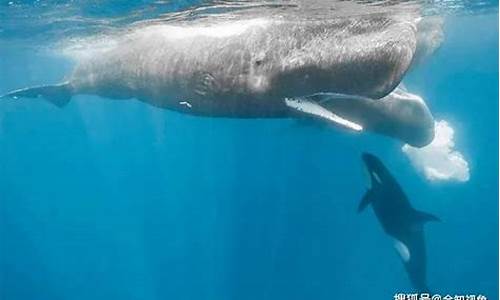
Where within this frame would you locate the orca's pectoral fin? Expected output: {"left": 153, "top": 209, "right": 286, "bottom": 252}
{"left": 284, "top": 97, "right": 363, "bottom": 131}
{"left": 1, "top": 82, "right": 72, "bottom": 107}
{"left": 414, "top": 209, "right": 441, "bottom": 223}
{"left": 358, "top": 189, "right": 373, "bottom": 213}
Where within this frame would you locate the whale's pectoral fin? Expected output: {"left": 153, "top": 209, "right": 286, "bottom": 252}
{"left": 284, "top": 97, "right": 363, "bottom": 131}
{"left": 1, "top": 82, "right": 72, "bottom": 107}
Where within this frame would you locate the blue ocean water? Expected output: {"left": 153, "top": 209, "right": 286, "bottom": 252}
{"left": 0, "top": 2, "right": 498, "bottom": 300}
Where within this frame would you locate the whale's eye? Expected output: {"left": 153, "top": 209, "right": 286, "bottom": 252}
{"left": 255, "top": 59, "right": 263, "bottom": 66}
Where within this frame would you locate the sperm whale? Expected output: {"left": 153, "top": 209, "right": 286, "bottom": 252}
{"left": 2, "top": 15, "right": 434, "bottom": 146}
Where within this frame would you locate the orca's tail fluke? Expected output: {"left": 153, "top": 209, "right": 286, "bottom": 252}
{"left": 1, "top": 82, "right": 72, "bottom": 107}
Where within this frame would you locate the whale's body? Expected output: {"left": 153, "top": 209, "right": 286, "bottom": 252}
{"left": 71, "top": 17, "right": 416, "bottom": 115}
{"left": 2, "top": 15, "right": 436, "bottom": 146}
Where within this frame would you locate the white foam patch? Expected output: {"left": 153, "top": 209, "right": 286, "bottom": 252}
{"left": 402, "top": 120, "right": 470, "bottom": 182}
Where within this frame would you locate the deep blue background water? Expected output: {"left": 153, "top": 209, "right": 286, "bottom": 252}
{"left": 0, "top": 5, "right": 498, "bottom": 300}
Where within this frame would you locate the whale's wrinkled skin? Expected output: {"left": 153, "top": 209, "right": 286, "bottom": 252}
{"left": 2, "top": 15, "right": 437, "bottom": 146}
{"left": 70, "top": 16, "right": 417, "bottom": 115}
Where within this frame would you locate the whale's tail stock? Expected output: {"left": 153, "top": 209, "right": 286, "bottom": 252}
{"left": 1, "top": 82, "right": 72, "bottom": 107}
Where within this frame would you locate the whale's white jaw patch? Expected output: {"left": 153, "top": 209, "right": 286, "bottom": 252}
{"left": 284, "top": 97, "right": 363, "bottom": 131}
{"left": 393, "top": 239, "right": 411, "bottom": 263}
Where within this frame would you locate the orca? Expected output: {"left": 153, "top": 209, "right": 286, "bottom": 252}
{"left": 359, "top": 152, "right": 440, "bottom": 292}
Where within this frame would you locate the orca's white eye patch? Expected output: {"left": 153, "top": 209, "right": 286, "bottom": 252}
{"left": 362, "top": 163, "right": 371, "bottom": 189}
{"left": 372, "top": 172, "right": 382, "bottom": 184}
{"left": 393, "top": 239, "right": 411, "bottom": 262}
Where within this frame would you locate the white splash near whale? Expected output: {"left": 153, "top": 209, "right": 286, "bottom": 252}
{"left": 402, "top": 120, "right": 470, "bottom": 182}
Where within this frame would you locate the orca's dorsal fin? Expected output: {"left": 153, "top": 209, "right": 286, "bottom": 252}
{"left": 413, "top": 209, "right": 441, "bottom": 224}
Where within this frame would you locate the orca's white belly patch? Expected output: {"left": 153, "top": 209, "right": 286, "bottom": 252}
{"left": 393, "top": 239, "right": 411, "bottom": 262}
